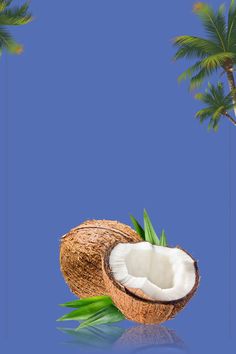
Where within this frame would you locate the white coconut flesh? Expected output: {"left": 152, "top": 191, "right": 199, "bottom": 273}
{"left": 109, "top": 242, "right": 196, "bottom": 302}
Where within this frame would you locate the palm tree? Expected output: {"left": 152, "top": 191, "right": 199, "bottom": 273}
{"left": 0, "top": 0, "right": 32, "bottom": 56}
{"left": 173, "top": 1, "right": 236, "bottom": 127}
{"left": 195, "top": 82, "right": 236, "bottom": 129}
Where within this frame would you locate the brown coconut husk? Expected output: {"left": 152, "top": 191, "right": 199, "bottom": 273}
{"left": 60, "top": 219, "right": 142, "bottom": 298}
{"left": 102, "top": 242, "right": 200, "bottom": 324}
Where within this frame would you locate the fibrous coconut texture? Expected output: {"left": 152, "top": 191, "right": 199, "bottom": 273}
{"left": 60, "top": 219, "right": 199, "bottom": 324}
{"left": 60, "top": 220, "right": 142, "bottom": 298}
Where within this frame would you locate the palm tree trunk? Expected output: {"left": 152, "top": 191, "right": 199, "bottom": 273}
{"left": 224, "top": 112, "right": 236, "bottom": 126}
{"left": 226, "top": 68, "right": 236, "bottom": 117}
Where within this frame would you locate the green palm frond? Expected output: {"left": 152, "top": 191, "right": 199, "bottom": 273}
{"left": 173, "top": 35, "right": 219, "bottom": 60}
{"left": 193, "top": 2, "right": 227, "bottom": 50}
{"left": 173, "top": 2, "right": 236, "bottom": 91}
{"left": 195, "top": 82, "right": 235, "bottom": 130}
{"left": 0, "top": 26, "right": 22, "bottom": 54}
{"left": 201, "top": 52, "right": 235, "bottom": 69}
{"left": 178, "top": 61, "right": 202, "bottom": 83}
{"left": 189, "top": 65, "right": 216, "bottom": 90}
{"left": 178, "top": 52, "right": 236, "bottom": 89}
{"left": 212, "top": 105, "right": 225, "bottom": 119}
{"left": 0, "top": 1, "right": 32, "bottom": 25}
{"left": 0, "top": 1, "right": 12, "bottom": 13}
{"left": 227, "top": 0, "right": 236, "bottom": 50}
{"left": 0, "top": 1, "right": 32, "bottom": 56}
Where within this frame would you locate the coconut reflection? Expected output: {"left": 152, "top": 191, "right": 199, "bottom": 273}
{"left": 115, "top": 324, "right": 187, "bottom": 353}
{"left": 58, "top": 323, "right": 187, "bottom": 352}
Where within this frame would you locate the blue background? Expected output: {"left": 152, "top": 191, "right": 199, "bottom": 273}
{"left": 0, "top": 0, "right": 236, "bottom": 353}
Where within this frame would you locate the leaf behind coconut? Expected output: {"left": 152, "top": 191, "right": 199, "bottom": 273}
{"left": 60, "top": 296, "right": 112, "bottom": 308}
{"left": 160, "top": 229, "right": 168, "bottom": 246}
{"left": 77, "top": 305, "right": 125, "bottom": 329}
{"left": 143, "top": 209, "right": 160, "bottom": 245}
{"left": 130, "top": 214, "right": 145, "bottom": 240}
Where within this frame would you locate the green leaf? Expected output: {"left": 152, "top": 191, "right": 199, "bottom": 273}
{"left": 130, "top": 215, "right": 145, "bottom": 240}
{"left": 77, "top": 305, "right": 125, "bottom": 329}
{"left": 0, "top": 27, "right": 22, "bottom": 54}
{"left": 60, "top": 296, "right": 112, "bottom": 308}
{"left": 193, "top": 2, "right": 227, "bottom": 51}
{"left": 173, "top": 35, "right": 217, "bottom": 61}
{"left": 159, "top": 229, "right": 168, "bottom": 246}
{"left": 0, "top": 1, "right": 12, "bottom": 13}
{"left": 57, "top": 301, "right": 113, "bottom": 322}
{"left": 143, "top": 209, "right": 159, "bottom": 245}
{"left": 177, "top": 61, "right": 202, "bottom": 83}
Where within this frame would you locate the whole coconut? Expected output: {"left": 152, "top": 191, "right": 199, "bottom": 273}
{"left": 60, "top": 219, "right": 142, "bottom": 298}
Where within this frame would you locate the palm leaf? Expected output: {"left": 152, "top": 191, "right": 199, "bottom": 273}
{"left": 201, "top": 52, "right": 235, "bottom": 69}
{"left": 0, "top": 1, "right": 11, "bottom": 13}
{"left": 159, "top": 230, "right": 167, "bottom": 246}
{"left": 178, "top": 61, "right": 202, "bottom": 83}
{"left": 0, "top": 27, "right": 22, "bottom": 53}
{"left": 60, "top": 296, "right": 112, "bottom": 308}
{"left": 57, "top": 301, "right": 113, "bottom": 322}
{"left": 77, "top": 305, "right": 125, "bottom": 329}
{"left": 130, "top": 215, "right": 145, "bottom": 240}
{"left": 143, "top": 209, "right": 159, "bottom": 245}
{"left": 195, "top": 107, "right": 214, "bottom": 122}
{"left": 173, "top": 35, "right": 219, "bottom": 60}
{"left": 227, "top": 0, "right": 236, "bottom": 50}
{"left": 195, "top": 92, "right": 205, "bottom": 100}
{"left": 0, "top": 2, "right": 32, "bottom": 25}
{"left": 189, "top": 66, "right": 214, "bottom": 90}
{"left": 212, "top": 105, "right": 225, "bottom": 119}
{"left": 193, "top": 2, "right": 227, "bottom": 50}
{"left": 194, "top": 81, "right": 235, "bottom": 129}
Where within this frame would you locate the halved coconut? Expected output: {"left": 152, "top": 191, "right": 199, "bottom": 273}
{"left": 102, "top": 242, "right": 199, "bottom": 324}
{"left": 60, "top": 219, "right": 142, "bottom": 298}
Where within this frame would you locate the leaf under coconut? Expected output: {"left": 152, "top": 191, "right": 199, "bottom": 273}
{"left": 60, "top": 296, "right": 112, "bottom": 308}
{"left": 76, "top": 305, "right": 125, "bottom": 329}
{"left": 57, "top": 300, "right": 113, "bottom": 322}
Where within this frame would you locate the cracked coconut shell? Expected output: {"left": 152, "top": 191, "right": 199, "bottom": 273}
{"left": 102, "top": 242, "right": 200, "bottom": 324}
{"left": 60, "top": 219, "right": 142, "bottom": 298}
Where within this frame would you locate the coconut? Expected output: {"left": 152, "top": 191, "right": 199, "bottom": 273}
{"left": 102, "top": 241, "right": 199, "bottom": 324}
{"left": 60, "top": 219, "right": 142, "bottom": 298}
{"left": 60, "top": 219, "right": 199, "bottom": 325}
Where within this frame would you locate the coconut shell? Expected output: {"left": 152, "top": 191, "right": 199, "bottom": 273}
{"left": 60, "top": 219, "right": 142, "bottom": 298}
{"left": 102, "top": 242, "right": 200, "bottom": 324}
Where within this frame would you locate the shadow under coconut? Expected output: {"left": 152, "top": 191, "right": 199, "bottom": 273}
{"left": 58, "top": 323, "right": 187, "bottom": 353}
